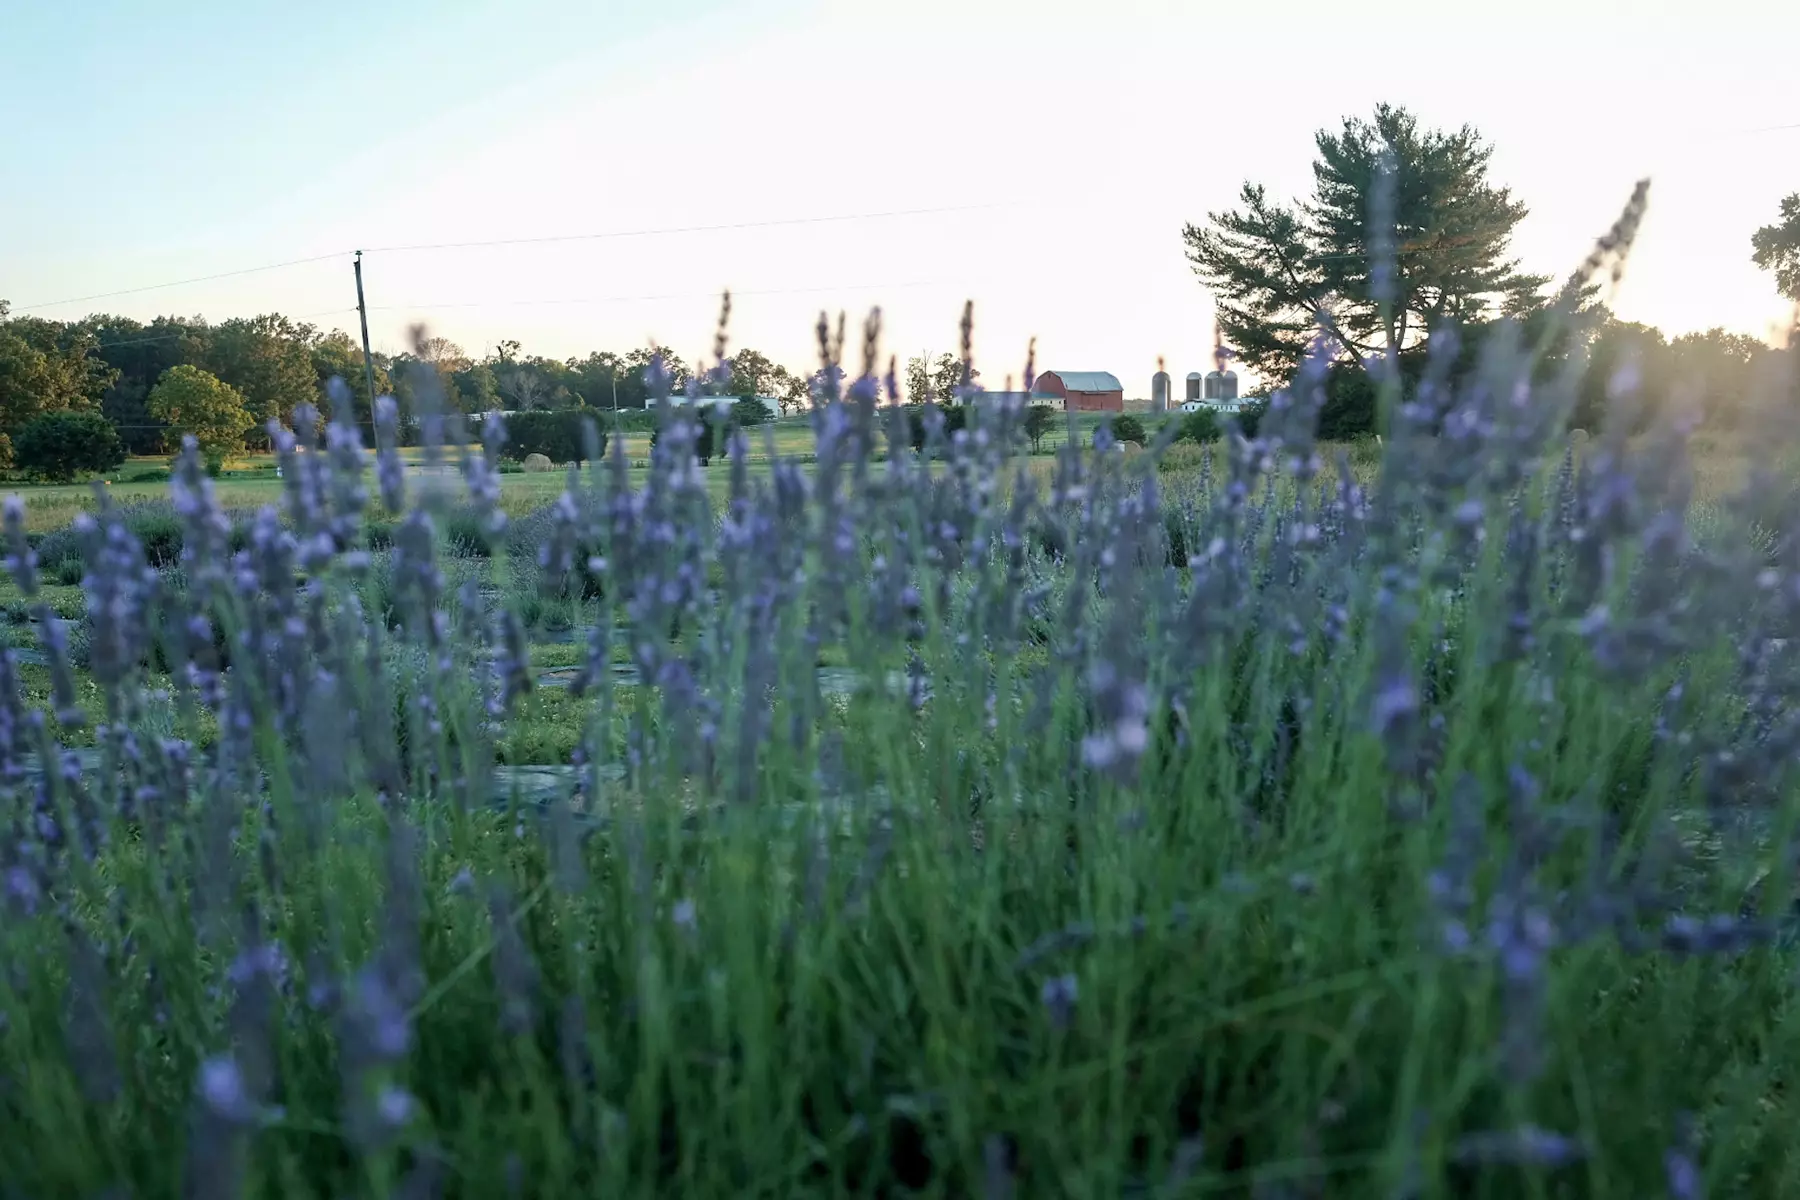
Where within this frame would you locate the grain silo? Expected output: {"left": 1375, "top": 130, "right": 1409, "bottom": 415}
{"left": 1151, "top": 370, "right": 1171, "bottom": 412}
{"left": 1185, "top": 372, "right": 1203, "bottom": 402}
{"left": 1205, "top": 370, "right": 1239, "bottom": 402}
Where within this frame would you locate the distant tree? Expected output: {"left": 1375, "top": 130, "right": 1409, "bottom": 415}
{"left": 726, "top": 349, "right": 782, "bottom": 399}
{"left": 650, "top": 410, "right": 725, "bottom": 465}
{"left": 310, "top": 330, "right": 391, "bottom": 426}
{"left": 14, "top": 410, "right": 127, "bottom": 481}
{"left": 1316, "top": 364, "right": 1380, "bottom": 440}
{"left": 1667, "top": 327, "right": 1771, "bottom": 428}
{"left": 928, "top": 352, "right": 978, "bottom": 403}
{"left": 567, "top": 351, "right": 627, "bottom": 411}
{"left": 905, "top": 403, "right": 967, "bottom": 452}
{"left": 203, "top": 314, "right": 319, "bottom": 442}
{"left": 773, "top": 366, "right": 808, "bottom": 415}
{"left": 498, "top": 364, "right": 550, "bottom": 411}
{"left": 1571, "top": 319, "right": 1669, "bottom": 434}
{"left": 624, "top": 346, "right": 691, "bottom": 406}
{"left": 148, "top": 365, "right": 254, "bottom": 463}
{"left": 809, "top": 364, "right": 847, "bottom": 403}
{"left": 1023, "top": 404, "right": 1058, "bottom": 452}
{"left": 730, "top": 395, "right": 773, "bottom": 427}
{"left": 451, "top": 363, "right": 501, "bottom": 414}
{"left": 1752, "top": 192, "right": 1800, "bottom": 301}
{"left": 86, "top": 313, "right": 209, "bottom": 455}
{"left": 502, "top": 410, "right": 606, "bottom": 465}
{"left": 1176, "top": 408, "right": 1221, "bottom": 444}
{"left": 904, "top": 355, "right": 933, "bottom": 405}
{"left": 1182, "top": 103, "right": 1546, "bottom": 382}
{"left": 0, "top": 314, "right": 114, "bottom": 464}
{"left": 1112, "top": 415, "right": 1148, "bottom": 446}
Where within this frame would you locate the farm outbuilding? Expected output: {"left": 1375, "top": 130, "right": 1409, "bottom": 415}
{"left": 1035, "top": 370, "right": 1124, "bottom": 413}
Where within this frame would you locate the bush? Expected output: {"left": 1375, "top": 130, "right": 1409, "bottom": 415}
{"left": 1112, "top": 415, "right": 1148, "bottom": 446}
{"left": 1317, "top": 365, "right": 1379, "bottom": 440}
{"left": 1232, "top": 398, "right": 1269, "bottom": 438}
{"left": 650, "top": 410, "right": 727, "bottom": 465}
{"left": 12, "top": 411, "right": 127, "bottom": 482}
{"left": 1175, "top": 408, "right": 1221, "bottom": 444}
{"left": 501, "top": 409, "right": 608, "bottom": 465}
{"left": 905, "top": 403, "right": 967, "bottom": 452}
{"left": 730, "top": 396, "right": 774, "bottom": 427}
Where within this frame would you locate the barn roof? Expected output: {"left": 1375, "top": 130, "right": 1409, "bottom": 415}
{"left": 1045, "top": 370, "right": 1122, "bottom": 392}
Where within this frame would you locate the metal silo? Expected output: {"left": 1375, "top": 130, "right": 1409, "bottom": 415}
{"left": 1151, "top": 371, "right": 1171, "bottom": 412}
{"left": 1185, "top": 372, "right": 1202, "bottom": 402}
{"left": 1218, "top": 370, "right": 1239, "bottom": 401}
{"left": 1204, "top": 371, "right": 1223, "bottom": 401}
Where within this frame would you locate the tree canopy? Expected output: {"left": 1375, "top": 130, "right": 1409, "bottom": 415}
{"left": 13, "top": 410, "right": 127, "bottom": 481}
{"left": 148, "top": 364, "right": 254, "bottom": 462}
{"left": 1752, "top": 192, "right": 1800, "bottom": 302}
{"left": 1182, "top": 103, "right": 1546, "bottom": 381}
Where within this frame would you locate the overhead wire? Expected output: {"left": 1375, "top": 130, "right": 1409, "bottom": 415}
{"left": 9, "top": 201, "right": 1024, "bottom": 317}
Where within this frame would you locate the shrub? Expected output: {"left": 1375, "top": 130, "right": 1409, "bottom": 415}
{"left": 1112, "top": 415, "right": 1148, "bottom": 446}
{"left": 12, "top": 411, "right": 127, "bottom": 482}
{"left": 730, "top": 395, "right": 773, "bottom": 427}
{"left": 1157, "top": 441, "right": 1211, "bottom": 475}
{"left": 1317, "top": 364, "right": 1380, "bottom": 440}
{"left": 1175, "top": 408, "right": 1221, "bottom": 444}
{"left": 501, "top": 409, "right": 607, "bottom": 465}
{"left": 1232, "top": 397, "right": 1269, "bottom": 438}
{"left": 905, "top": 402, "right": 967, "bottom": 452}
{"left": 650, "top": 410, "right": 724, "bottom": 464}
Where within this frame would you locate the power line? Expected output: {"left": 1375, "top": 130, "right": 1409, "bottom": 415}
{"left": 369, "top": 279, "right": 949, "bottom": 313}
{"left": 12, "top": 253, "right": 347, "bottom": 314}
{"left": 360, "top": 202, "right": 1020, "bottom": 255}
{"left": 8, "top": 201, "right": 1019, "bottom": 319}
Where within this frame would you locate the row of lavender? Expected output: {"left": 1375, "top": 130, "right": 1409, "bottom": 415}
{"left": 0, "top": 264, "right": 1797, "bottom": 1195}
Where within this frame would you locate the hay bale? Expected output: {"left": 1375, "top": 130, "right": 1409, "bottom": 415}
{"left": 522, "top": 453, "right": 554, "bottom": 473}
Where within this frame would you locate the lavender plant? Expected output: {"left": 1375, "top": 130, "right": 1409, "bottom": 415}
{"left": 2, "top": 195, "right": 1799, "bottom": 1199}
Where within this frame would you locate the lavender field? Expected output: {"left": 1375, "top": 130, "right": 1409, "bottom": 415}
{"left": 3, "top": 261, "right": 1800, "bottom": 1200}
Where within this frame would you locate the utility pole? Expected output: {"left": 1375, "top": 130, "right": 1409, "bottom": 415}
{"left": 353, "top": 251, "right": 378, "bottom": 412}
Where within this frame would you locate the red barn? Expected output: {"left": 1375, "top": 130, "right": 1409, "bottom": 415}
{"left": 1035, "top": 370, "right": 1124, "bottom": 413}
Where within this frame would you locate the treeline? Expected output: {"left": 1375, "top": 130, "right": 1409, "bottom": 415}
{"left": 0, "top": 301, "right": 828, "bottom": 465}
{"left": 1282, "top": 317, "right": 1795, "bottom": 442}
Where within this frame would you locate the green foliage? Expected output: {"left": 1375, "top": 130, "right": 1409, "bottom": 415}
{"left": 650, "top": 410, "right": 724, "bottom": 464}
{"left": 1234, "top": 398, "right": 1269, "bottom": 438}
{"left": 1176, "top": 407, "right": 1222, "bottom": 444}
{"left": 1669, "top": 327, "right": 1773, "bottom": 429}
{"left": 730, "top": 395, "right": 773, "bottom": 427}
{"left": 0, "top": 316, "right": 114, "bottom": 461}
{"left": 905, "top": 402, "right": 968, "bottom": 452}
{"left": 147, "top": 364, "right": 254, "bottom": 461}
{"left": 86, "top": 314, "right": 208, "bottom": 456}
{"left": 1571, "top": 319, "right": 1667, "bottom": 434}
{"left": 1183, "top": 103, "right": 1545, "bottom": 380}
{"left": 1752, "top": 192, "right": 1800, "bottom": 301}
{"left": 201, "top": 313, "right": 319, "bottom": 443}
{"left": 904, "top": 353, "right": 982, "bottom": 405}
{"left": 500, "top": 409, "right": 608, "bottom": 465}
{"left": 12, "top": 411, "right": 127, "bottom": 481}
{"left": 1317, "top": 365, "right": 1380, "bottom": 440}
{"left": 1023, "top": 404, "right": 1058, "bottom": 452}
{"left": 310, "top": 329, "right": 391, "bottom": 426}
{"left": 1112, "top": 414, "right": 1148, "bottom": 446}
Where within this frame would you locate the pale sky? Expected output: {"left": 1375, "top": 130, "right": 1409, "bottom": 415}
{"left": 4, "top": 0, "right": 1796, "bottom": 394}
